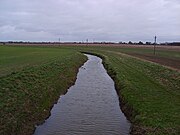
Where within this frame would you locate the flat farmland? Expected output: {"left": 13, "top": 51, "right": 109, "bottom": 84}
{"left": 106, "top": 45, "right": 180, "bottom": 70}
{"left": 0, "top": 46, "right": 81, "bottom": 76}
{"left": 0, "top": 44, "right": 180, "bottom": 135}
{"left": 72, "top": 44, "right": 180, "bottom": 70}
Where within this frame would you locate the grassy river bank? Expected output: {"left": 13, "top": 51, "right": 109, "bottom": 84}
{"left": 0, "top": 46, "right": 87, "bottom": 135}
{"left": 75, "top": 46, "right": 180, "bottom": 135}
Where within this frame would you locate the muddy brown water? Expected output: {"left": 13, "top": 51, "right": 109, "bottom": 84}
{"left": 34, "top": 54, "right": 130, "bottom": 135}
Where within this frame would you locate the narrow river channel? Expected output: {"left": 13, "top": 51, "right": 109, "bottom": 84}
{"left": 34, "top": 54, "right": 130, "bottom": 135}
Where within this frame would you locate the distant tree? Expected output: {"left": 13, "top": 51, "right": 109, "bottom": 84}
{"left": 128, "top": 41, "right": 133, "bottom": 44}
{"left": 146, "top": 42, "right": 151, "bottom": 45}
{"left": 138, "top": 41, "right": 144, "bottom": 45}
{"left": 169, "top": 42, "right": 180, "bottom": 46}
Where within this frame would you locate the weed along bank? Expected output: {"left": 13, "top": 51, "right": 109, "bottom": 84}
{"left": 34, "top": 54, "right": 130, "bottom": 135}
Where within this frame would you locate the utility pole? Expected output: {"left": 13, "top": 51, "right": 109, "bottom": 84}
{"left": 86, "top": 39, "right": 88, "bottom": 46}
{"left": 59, "top": 38, "right": 61, "bottom": 45}
{"left": 153, "top": 36, "right": 157, "bottom": 55}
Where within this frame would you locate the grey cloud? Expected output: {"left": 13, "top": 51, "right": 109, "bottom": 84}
{"left": 0, "top": 0, "right": 180, "bottom": 42}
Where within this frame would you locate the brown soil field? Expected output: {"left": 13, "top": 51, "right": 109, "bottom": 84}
{"left": 126, "top": 52, "right": 180, "bottom": 70}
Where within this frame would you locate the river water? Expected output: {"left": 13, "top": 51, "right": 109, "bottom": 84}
{"left": 34, "top": 54, "right": 130, "bottom": 135}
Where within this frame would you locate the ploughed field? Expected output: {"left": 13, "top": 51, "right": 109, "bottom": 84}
{"left": 0, "top": 44, "right": 179, "bottom": 135}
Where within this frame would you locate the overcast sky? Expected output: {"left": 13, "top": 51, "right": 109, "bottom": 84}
{"left": 0, "top": 0, "right": 180, "bottom": 42}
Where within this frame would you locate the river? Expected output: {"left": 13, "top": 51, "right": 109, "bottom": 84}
{"left": 34, "top": 54, "right": 130, "bottom": 135}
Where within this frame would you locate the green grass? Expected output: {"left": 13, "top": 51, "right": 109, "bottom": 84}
{"left": 0, "top": 46, "right": 87, "bottom": 135}
{"left": 0, "top": 46, "right": 80, "bottom": 77}
{"left": 73, "top": 46, "right": 180, "bottom": 135}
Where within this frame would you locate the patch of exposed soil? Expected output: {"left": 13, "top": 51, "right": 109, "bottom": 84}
{"left": 126, "top": 53, "right": 180, "bottom": 70}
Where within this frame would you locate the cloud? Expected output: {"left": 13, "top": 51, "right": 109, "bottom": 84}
{"left": 0, "top": 0, "right": 180, "bottom": 42}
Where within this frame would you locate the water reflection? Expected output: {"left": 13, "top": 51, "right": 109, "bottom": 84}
{"left": 34, "top": 54, "right": 130, "bottom": 135}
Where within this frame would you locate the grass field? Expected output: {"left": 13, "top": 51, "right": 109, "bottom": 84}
{"left": 0, "top": 44, "right": 180, "bottom": 135}
{"left": 0, "top": 46, "right": 82, "bottom": 77}
{"left": 0, "top": 45, "right": 87, "bottom": 135}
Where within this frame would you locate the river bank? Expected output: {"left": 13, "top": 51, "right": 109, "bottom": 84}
{"left": 0, "top": 46, "right": 87, "bottom": 135}
{"left": 80, "top": 50, "right": 180, "bottom": 135}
